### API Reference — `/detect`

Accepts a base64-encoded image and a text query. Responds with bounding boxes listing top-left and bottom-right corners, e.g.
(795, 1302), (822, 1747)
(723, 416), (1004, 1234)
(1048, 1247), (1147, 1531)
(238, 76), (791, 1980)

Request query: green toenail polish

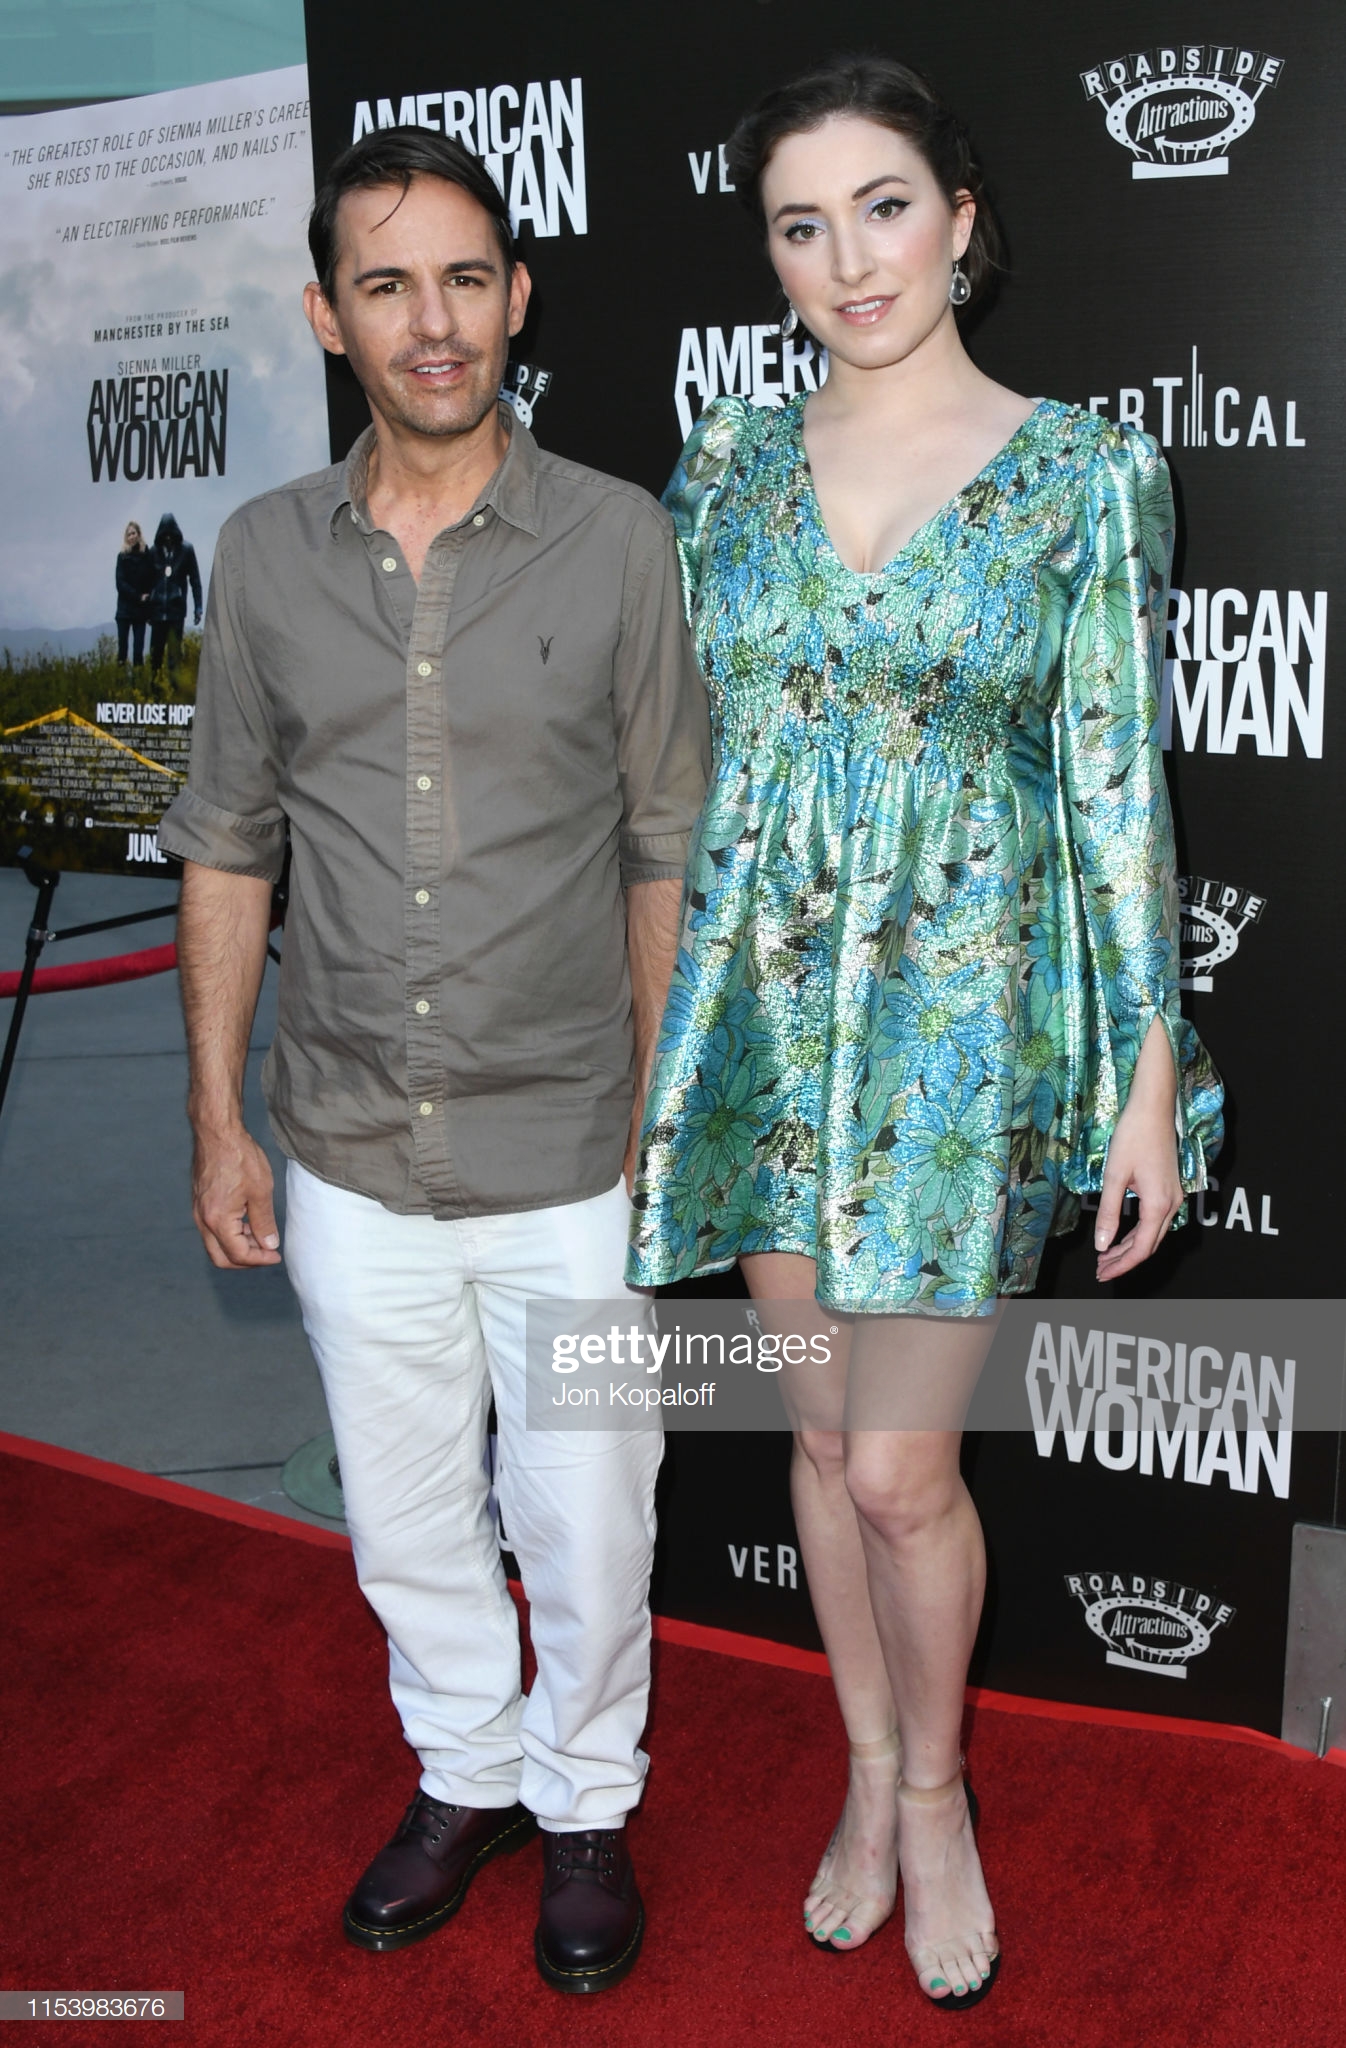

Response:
(834, 1929), (851, 1942)
(804, 1916), (812, 1928)
(930, 1979), (947, 1990)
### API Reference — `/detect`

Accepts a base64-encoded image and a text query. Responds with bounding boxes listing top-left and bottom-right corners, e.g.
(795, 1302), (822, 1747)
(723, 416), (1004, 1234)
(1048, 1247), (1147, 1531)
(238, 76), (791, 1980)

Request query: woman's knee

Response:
(793, 1425), (846, 1483)
(842, 1442), (961, 1542)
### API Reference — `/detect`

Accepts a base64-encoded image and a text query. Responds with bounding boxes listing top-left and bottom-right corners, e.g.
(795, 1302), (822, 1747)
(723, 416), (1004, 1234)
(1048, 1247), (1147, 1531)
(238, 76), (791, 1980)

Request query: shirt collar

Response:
(328, 404), (541, 541)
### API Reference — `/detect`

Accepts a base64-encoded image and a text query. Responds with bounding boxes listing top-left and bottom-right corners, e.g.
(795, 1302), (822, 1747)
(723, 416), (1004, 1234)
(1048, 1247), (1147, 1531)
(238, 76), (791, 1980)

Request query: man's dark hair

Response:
(308, 128), (515, 300)
(726, 54), (1004, 307)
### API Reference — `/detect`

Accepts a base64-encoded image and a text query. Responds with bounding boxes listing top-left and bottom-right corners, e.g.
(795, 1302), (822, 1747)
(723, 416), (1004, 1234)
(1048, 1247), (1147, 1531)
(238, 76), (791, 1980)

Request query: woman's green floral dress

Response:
(626, 395), (1224, 1316)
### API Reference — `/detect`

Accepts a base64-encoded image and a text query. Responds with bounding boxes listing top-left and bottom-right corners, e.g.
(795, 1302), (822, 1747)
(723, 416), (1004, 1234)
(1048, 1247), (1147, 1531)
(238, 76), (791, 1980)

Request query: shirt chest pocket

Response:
(446, 586), (621, 778)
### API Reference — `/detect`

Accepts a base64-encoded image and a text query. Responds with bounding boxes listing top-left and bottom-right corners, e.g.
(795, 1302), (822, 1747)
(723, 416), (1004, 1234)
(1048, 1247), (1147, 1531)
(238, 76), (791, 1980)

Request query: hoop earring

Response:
(779, 304), (799, 339)
(948, 263), (972, 308)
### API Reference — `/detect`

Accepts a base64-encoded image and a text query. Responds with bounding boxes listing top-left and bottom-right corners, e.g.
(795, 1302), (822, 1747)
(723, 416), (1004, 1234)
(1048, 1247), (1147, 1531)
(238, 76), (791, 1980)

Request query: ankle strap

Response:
(848, 1730), (901, 1760)
(896, 1757), (967, 1803)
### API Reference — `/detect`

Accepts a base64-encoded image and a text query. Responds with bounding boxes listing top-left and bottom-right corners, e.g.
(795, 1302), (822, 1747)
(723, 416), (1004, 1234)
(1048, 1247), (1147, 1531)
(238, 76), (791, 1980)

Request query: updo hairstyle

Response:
(725, 54), (1004, 306)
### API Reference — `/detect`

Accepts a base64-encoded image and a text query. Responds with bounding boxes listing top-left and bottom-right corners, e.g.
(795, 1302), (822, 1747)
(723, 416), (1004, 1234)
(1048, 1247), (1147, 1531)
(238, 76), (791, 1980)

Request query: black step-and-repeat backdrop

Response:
(303, 0), (1344, 1733)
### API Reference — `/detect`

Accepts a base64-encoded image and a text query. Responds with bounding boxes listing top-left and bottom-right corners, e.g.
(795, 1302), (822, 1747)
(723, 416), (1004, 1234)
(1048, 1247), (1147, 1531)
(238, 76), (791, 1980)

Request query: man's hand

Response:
(1094, 1018), (1183, 1283)
(178, 860), (276, 1267)
(192, 1123), (281, 1268)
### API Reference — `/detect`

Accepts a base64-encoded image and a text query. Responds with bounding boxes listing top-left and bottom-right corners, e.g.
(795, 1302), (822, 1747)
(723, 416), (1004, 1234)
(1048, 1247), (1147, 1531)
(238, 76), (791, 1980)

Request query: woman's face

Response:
(124, 523), (142, 549)
(761, 115), (973, 375)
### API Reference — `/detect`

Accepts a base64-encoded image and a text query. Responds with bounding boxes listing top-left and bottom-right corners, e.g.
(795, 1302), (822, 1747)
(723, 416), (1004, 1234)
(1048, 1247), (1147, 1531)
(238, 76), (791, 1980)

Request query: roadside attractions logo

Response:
(1066, 1572), (1236, 1678)
(1081, 45), (1284, 178)
(501, 360), (552, 429)
(1178, 876), (1265, 992)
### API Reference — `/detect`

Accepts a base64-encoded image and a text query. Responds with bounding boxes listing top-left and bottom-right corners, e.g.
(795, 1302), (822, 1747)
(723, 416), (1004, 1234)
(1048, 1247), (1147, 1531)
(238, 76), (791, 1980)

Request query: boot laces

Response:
(550, 1830), (619, 1881)
(399, 1794), (460, 1847)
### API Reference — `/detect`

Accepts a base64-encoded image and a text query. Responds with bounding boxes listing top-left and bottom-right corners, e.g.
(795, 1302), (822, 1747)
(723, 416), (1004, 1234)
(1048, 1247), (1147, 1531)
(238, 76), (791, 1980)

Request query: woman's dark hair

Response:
(308, 129), (515, 300)
(726, 54), (1003, 305)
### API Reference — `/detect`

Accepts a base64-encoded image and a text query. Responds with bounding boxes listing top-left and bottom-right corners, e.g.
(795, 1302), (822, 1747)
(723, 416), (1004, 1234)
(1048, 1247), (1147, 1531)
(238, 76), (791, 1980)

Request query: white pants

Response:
(284, 1162), (661, 1831)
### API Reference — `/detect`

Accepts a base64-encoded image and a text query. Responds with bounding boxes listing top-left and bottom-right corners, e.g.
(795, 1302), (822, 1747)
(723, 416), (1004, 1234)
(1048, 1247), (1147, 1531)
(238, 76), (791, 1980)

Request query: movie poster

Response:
(0, 64), (328, 875)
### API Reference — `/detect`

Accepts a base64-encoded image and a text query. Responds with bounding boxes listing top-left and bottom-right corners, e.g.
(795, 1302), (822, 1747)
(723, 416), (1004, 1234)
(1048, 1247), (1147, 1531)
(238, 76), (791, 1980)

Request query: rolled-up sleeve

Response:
(612, 507), (711, 885)
(157, 518), (287, 881)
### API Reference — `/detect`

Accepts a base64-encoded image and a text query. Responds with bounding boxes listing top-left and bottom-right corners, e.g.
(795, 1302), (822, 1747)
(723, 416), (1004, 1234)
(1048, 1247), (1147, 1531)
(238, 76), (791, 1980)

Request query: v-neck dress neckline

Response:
(791, 394), (1050, 580)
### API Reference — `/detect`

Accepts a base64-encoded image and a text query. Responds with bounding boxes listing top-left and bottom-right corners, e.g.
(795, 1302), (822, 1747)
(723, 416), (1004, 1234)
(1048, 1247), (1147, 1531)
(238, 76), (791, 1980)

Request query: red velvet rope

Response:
(0, 940), (179, 998)
(0, 913), (281, 999)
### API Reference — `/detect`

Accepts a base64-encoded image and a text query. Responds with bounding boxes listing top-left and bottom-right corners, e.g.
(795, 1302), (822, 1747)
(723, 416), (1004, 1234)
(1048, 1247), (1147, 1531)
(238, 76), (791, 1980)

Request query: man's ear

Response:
(303, 280), (347, 358)
(507, 261), (533, 340)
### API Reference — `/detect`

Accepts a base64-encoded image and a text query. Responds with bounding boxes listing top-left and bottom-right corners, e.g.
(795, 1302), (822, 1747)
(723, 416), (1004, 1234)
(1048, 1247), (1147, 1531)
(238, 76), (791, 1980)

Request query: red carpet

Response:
(3, 1441), (1345, 2048)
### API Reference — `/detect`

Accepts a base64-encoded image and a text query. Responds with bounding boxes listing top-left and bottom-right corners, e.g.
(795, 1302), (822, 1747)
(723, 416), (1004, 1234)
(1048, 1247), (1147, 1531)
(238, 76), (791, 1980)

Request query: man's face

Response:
(305, 174), (530, 441)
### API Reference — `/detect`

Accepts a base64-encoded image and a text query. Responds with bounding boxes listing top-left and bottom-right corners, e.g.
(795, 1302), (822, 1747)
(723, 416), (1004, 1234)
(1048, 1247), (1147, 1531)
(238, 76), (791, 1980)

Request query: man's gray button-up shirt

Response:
(158, 413), (711, 1220)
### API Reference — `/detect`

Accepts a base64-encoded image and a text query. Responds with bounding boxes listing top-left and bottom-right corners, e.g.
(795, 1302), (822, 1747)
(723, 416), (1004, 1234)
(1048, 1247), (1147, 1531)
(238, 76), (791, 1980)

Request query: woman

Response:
(115, 520), (154, 666)
(628, 57), (1223, 2010)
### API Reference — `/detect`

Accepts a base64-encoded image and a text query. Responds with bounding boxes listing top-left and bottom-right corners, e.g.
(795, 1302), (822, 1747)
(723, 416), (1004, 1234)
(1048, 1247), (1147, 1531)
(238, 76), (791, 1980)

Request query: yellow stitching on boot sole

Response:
(345, 1816), (534, 1937)
(537, 1908), (645, 1978)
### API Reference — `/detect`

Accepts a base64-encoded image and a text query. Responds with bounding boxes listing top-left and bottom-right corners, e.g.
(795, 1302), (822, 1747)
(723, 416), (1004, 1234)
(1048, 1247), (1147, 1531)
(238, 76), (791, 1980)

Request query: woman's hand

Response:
(1094, 1018), (1183, 1283)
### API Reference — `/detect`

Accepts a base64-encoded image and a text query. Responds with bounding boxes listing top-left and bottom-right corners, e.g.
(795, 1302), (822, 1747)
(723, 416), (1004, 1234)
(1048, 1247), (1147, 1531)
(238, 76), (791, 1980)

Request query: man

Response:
(157, 129), (708, 1994)
(147, 512), (202, 671)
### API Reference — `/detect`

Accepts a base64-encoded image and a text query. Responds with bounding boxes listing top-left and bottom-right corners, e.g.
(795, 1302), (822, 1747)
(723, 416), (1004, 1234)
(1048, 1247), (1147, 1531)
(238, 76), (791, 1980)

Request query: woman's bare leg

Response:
(742, 1252), (999, 1995)
(844, 1415), (997, 1999)
(743, 1251), (901, 1949)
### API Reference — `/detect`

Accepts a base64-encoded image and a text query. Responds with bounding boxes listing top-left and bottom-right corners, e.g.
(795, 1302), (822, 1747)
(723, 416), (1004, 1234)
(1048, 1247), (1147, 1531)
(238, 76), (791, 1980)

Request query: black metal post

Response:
(0, 857), (60, 1121)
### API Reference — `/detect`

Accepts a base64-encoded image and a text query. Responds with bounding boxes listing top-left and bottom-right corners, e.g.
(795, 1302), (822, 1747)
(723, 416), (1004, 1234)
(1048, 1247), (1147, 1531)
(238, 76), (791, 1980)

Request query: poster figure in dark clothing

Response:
(115, 520), (155, 665)
(148, 512), (203, 672)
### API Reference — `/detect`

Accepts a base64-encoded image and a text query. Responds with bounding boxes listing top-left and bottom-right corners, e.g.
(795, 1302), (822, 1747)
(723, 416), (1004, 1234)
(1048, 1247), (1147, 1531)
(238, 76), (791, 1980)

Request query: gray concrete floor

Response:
(0, 866), (342, 1531)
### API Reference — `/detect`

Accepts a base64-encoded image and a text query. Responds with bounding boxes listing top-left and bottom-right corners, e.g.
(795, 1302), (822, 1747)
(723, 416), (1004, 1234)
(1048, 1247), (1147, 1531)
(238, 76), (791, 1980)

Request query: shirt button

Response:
(382, 556), (398, 572)
(414, 999), (430, 1015)
(418, 1101), (434, 1117)
(414, 888), (430, 905)
(416, 660), (433, 677)
(416, 775), (433, 791)
(472, 513), (485, 527)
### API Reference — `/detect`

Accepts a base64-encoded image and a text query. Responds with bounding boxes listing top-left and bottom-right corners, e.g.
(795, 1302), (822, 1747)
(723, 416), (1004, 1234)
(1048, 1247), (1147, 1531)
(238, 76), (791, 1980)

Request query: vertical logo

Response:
(1081, 45), (1284, 178)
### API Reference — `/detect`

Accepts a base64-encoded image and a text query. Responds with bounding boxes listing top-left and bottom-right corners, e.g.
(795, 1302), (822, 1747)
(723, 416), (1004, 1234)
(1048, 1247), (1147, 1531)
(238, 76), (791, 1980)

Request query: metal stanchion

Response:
(0, 847), (179, 1126)
(281, 1431), (345, 1521)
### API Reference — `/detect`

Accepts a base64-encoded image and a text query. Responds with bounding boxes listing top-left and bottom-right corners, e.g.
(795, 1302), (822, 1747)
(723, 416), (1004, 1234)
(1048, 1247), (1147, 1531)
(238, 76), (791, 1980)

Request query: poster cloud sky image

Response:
(0, 64), (329, 873)
(0, 63), (327, 647)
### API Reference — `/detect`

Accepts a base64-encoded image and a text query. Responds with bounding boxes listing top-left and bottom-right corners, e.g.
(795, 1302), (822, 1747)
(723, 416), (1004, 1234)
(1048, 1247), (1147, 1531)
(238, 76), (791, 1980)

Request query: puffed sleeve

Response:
(661, 396), (750, 619)
(1053, 426), (1223, 1197)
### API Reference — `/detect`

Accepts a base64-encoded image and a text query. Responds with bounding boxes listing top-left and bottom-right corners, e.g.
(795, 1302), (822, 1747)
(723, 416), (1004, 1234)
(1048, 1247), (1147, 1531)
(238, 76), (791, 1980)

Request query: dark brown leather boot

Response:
(534, 1827), (644, 1993)
(343, 1793), (536, 1950)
